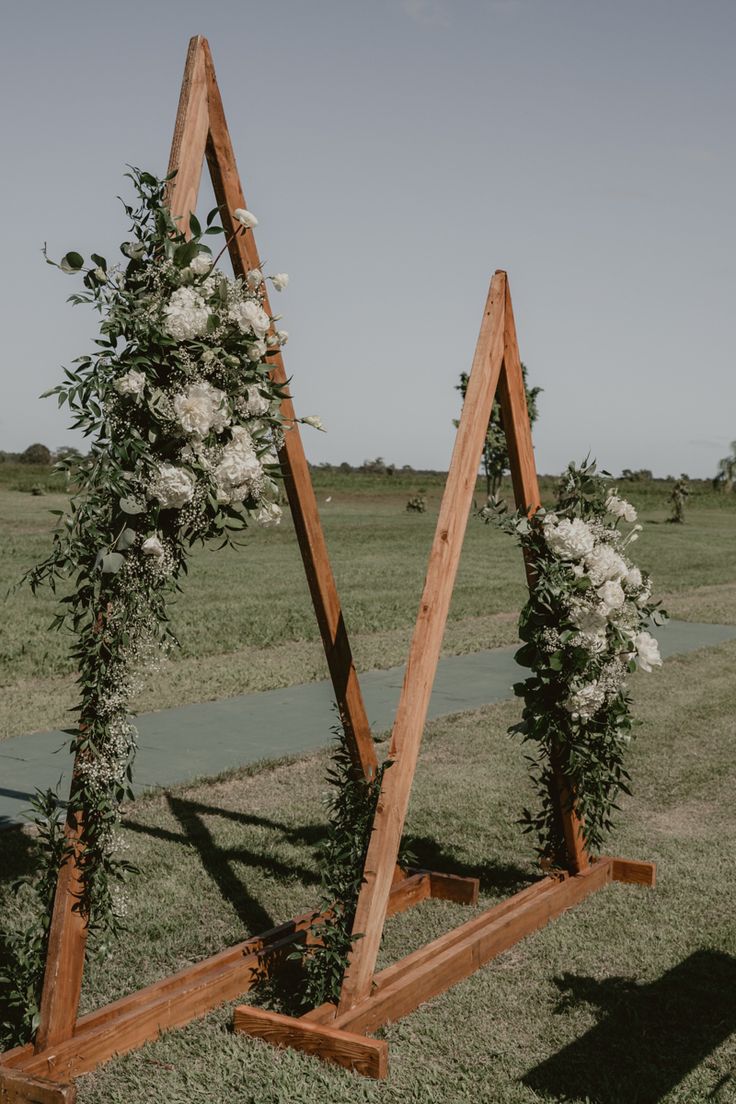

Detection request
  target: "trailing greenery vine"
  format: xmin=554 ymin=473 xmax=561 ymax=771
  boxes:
xmin=2 ymin=168 xmax=307 ymax=1044
xmin=488 ymin=459 xmax=666 ymax=864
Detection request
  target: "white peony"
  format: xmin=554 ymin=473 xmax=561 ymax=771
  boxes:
xmin=148 ymin=464 xmax=195 ymax=509
xmin=255 ymin=501 xmax=282 ymax=527
xmin=598 ymin=579 xmax=626 ymax=615
xmin=214 ymin=426 xmax=263 ymax=504
xmin=189 ymin=253 xmax=213 ymax=276
xmin=229 ymin=299 xmax=270 ymax=338
xmin=233 ymin=208 xmax=258 ymax=229
xmin=113 ymin=370 xmax=146 ymax=397
xmin=246 ymin=269 xmax=263 ymax=288
xmin=634 ymin=631 xmax=662 ymax=672
xmin=246 ymin=340 xmax=267 ymax=362
xmin=174 ymin=381 xmax=229 ymax=437
xmin=243 ymin=385 xmax=270 ymax=416
xmin=543 ymin=516 xmax=595 ymax=560
xmin=564 ymin=681 xmax=606 ymax=719
xmin=625 ymin=565 xmax=643 ymax=590
xmin=141 ymin=535 xmax=165 ymax=559
xmin=584 ymin=542 xmax=628 ymax=585
xmin=271 ymin=273 xmax=289 ymax=291
xmin=163 ymin=286 xmax=210 ymax=341
xmin=606 ymin=494 xmax=638 ymax=523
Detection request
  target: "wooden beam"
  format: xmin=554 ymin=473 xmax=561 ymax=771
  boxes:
xmin=426 ymin=870 xmax=480 ymax=906
xmin=0 ymin=1069 xmax=75 ymax=1104
xmin=199 ymin=37 xmax=378 ymax=781
xmin=496 ymin=275 xmax=589 ymax=875
xmin=233 ymin=1006 xmax=388 ymax=1078
xmin=165 ymin=34 xmax=209 ymax=235
xmin=334 ymin=859 xmax=614 ymax=1036
xmin=337 ymin=273 xmax=508 ymax=1012
xmin=612 ymin=857 xmax=656 ymax=887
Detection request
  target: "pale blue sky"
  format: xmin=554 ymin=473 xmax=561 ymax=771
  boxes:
xmin=1 ymin=0 xmax=734 ymax=477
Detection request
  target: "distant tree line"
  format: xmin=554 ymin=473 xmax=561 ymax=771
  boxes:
xmin=0 ymin=444 xmax=83 ymax=465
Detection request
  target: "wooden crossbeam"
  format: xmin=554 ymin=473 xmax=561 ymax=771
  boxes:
xmin=233 ymin=1007 xmax=388 ymax=1078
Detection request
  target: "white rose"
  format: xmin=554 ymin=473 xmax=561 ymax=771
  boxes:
xmin=113 ymin=370 xmax=146 ymax=397
xmin=246 ymin=269 xmax=263 ymax=288
xmin=148 ymin=464 xmax=195 ymax=510
xmin=213 ymin=426 xmax=264 ymax=504
xmin=246 ymin=340 xmax=267 ymax=362
xmin=233 ymin=208 xmax=258 ymax=229
xmin=141 ymin=535 xmax=165 ymax=559
xmin=255 ymin=501 xmax=282 ymax=527
xmin=543 ymin=517 xmax=595 ymax=560
xmin=243 ymin=385 xmax=270 ymax=416
xmin=635 ymin=631 xmax=662 ymax=672
xmin=189 ymin=253 xmax=213 ymax=276
xmin=271 ymin=273 xmax=289 ymax=291
xmin=301 ymin=415 xmax=325 ymax=432
xmin=276 ymin=329 xmax=289 ymax=345
xmin=606 ymin=493 xmax=637 ymax=523
xmin=598 ymin=579 xmax=626 ymax=615
xmin=229 ymin=299 xmax=270 ymax=337
xmin=173 ymin=381 xmax=230 ymax=437
xmin=584 ymin=542 xmax=628 ymax=585
xmin=163 ymin=286 xmax=210 ymax=342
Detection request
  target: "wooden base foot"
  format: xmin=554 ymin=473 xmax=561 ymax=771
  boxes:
xmin=233 ymin=1006 xmax=388 ymax=1078
xmin=0 ymin=1068 xmax=75 ymax=1104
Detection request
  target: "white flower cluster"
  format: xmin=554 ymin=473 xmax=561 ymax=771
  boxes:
xmin=163 ymin=285 xmax=210 ymax=341
xmin=540 ymin=494 xmax=661 ymax=722
xmin=173 ymin=380 xmax=230 ymax=437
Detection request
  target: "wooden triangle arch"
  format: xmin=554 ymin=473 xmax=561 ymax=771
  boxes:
xmin=0 ymin=37 xmax=654 ymax=1100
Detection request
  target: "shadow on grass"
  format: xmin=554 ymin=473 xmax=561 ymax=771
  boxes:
xmin=403 ymin=833 xmax=533 ymax=895
xmin=0 ymin=824 xmax=37 ymax=884
xmin=124 ymin=796 xmax=325 ymax=936
xmin=523 ymin=949 xmax=736 ymax=1103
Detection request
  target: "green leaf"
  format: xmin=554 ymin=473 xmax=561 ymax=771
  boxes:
xmin=115 ymin=528 xmax=137 ymax=551
xmin=60 ymin=252 xmax=84 ymax=273
xmin=119 ymin=497 xmax=144 ymax=515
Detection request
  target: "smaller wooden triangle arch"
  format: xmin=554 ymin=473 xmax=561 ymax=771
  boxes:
xmin=337 ymin=271 xmax=589 ymax=1012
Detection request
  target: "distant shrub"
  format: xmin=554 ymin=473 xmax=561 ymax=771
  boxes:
xmin=406 ymin=494 xmax=426 ymax=513
xmin=20 ymin=443 xmax=51 ymax=465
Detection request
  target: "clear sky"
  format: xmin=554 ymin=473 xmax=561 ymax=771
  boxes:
xmin=1 ymin=0 xmax=734 ymax=477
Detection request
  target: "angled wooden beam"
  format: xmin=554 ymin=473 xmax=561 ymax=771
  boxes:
xmin=337 ymin=272 xmax=508 ymax=1013
xmin=165 ymin=34 xmax=209 ymax=234
xmin=496 ymin=276 xmax=589 ymax=874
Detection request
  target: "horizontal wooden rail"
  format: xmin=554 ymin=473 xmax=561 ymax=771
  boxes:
xmin=233 ymin=1006 xmax=388 ymax=1078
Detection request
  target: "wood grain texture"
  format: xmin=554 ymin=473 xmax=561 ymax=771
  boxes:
xmin=34 ymin=810 xmax=88 ymax=1051
xmin=233 ymin=1006 xmax=388 ymax=1078
xmin=497 ymin=275 xmax=589 ymax=875
xmin=338 ymin=273 xmax=508 ymax=1012
xmin=0 ymin=1068 xmax=76 ymax=1104
xmin=427 ymin=870 xmax=480 ymax=905
xmin=199 ymin=38 xmax=377 ymax=780
xmin=334 ymin=860 xmax=614 ymax=1036
xmin=612 ymin=857 xmax=657 ymax=887
xmin=165 ymin=35 xmax=209 ymax=237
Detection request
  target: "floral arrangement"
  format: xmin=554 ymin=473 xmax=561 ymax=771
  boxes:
xmin=489 ymin=460 xmax=666 ymax=863
xmin=7 ymin=169 xmax=316 ymax=1038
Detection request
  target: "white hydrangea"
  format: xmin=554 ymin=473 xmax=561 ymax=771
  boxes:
xmin=214 ymin=426 xmax=264 ymax=504
xmin=564 ymin=681 xmax=606 ymax=719
xmin=584 ymin=542 xmax=628 ymax=585
xmin=606 ymin=493 xmax=637 ymax=523
xmin=163 ymin=287 xmax=210 ymax=341
xmin=113 ymin=370 xmax=146 ymax=397
xmin=189 ymin=253 xmax=213 ymax=276
xmin=173 ymin=381 xmax=230 ymax=437
xmin=634 ymin=631 xmax=662 ymax=672
xmin=229 ymin=299 xmax=270 ymax=338
xmin=543 ymin=516 xmax=595 ymax=560
xmin=148 ymin=464 xmax=195 ymax=509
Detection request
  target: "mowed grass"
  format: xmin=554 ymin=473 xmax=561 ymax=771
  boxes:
xmin=1 ymin=468 xmax=734 ymax=738
xmin=1 ymin=641 xmax=734 ymax=1102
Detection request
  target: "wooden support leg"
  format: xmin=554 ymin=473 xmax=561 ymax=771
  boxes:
xmin=233 ymin=1007 xmax=388 ymax=1079
xmin=0 ymin=1068 xmax=75 ymax=1104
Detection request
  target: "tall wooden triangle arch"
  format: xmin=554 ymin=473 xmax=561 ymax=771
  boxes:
xmin=0 ymin=36 xmax=654 ymax=1101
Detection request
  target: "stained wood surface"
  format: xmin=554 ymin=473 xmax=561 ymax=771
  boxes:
xmin=337 ymin=273 xmax=508 ymax=1012
xmin=0 ymin=1068 xmax=76 ymax=1104
xmin=334 ymin=860 xmax=615 ymax=1036
xmin=612 ymin=857 xmax=657 ymax=886
xmin=34 ymin=811 xmax=88 ymax=1051
xmin=233 ymin=1006 xmax=388 ymax=1078
xmin=165 ymin=35 xmax=209 ymax=235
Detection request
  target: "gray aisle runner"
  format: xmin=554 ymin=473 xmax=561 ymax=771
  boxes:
xmin=1 ymin=619 xmax=735 ymax=828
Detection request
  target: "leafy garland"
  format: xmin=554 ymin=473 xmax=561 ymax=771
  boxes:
xmin=489 ymin=460 xmax=666 ymax=862
xmin=4 ymin=169 xmax=313 ymax=1041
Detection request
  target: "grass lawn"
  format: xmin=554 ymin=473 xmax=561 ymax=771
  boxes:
xmin=2 ymin=639 xmax=734 ymax=1102
xmin=1 ymin=467 xmax=735 ymax=739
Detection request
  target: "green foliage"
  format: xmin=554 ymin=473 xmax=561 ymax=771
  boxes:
xmin=406 ymin=493 xmax=426 ymax=513
xmin=20 ymin=443 xmax=52 ymax=465
xmin=489 ymin=459 xmax=666 ymax=863
xmin=456 ymin=363 xmax=542 ymax=499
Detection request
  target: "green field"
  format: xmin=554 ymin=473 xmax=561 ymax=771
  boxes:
xmin=1 ymin=466 xmax=735 ymax=739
